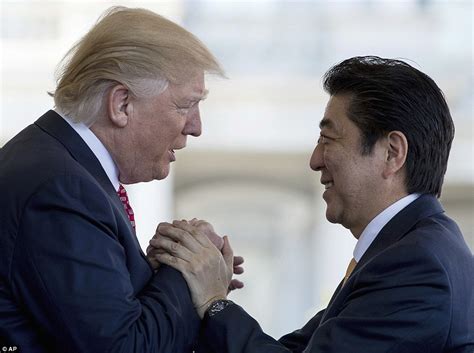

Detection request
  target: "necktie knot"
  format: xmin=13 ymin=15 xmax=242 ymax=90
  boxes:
xmin=117 ymin=184 xmax=136 ymax=231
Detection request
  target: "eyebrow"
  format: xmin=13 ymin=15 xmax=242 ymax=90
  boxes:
xmin=319 ymin=117 xmax=334 ymax=130
xmin=186 ymin=89 xmax=209 ymax=103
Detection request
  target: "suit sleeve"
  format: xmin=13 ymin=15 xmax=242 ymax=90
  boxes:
xmin=10 ymin=175 xmax=200 ymax=353
xmin=195 ymin=306 xmax=324 ymax=353
xmin=197 ymin=242 xmax=452 ymax=353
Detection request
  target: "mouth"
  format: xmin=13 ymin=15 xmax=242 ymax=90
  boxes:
xmin=168 ymin=149 xmax=176 ymax=162
xmin=321 ymin=180 xmax=334 ymax=190
xmin=168 ymin=145 xmax=186 ymax=162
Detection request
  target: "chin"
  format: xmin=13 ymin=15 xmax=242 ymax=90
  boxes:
xmin=154 ymin=173 xmax=169 ymax=181
xmin=326 ymin=212 xmax=339 ymax=224
xmin=120 ymin=170 xmax=159 ymax=184
xmin=154 ymin=165 xmax=170 ymax=181
xmin=325 ymin=205 xmax=341 ymax=225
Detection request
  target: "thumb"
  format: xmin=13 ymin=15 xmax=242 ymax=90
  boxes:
xmin=222 ymin=236 xmax=234 ymax=269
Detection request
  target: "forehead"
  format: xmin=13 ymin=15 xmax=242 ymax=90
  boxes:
xmin=170 ymin=72 xmax=207 ymax=100
xmin=320 ymin=94 xmax=353 ymax=134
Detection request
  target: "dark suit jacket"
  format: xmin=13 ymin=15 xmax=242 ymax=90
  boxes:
xmin=0 ymin=111 xmax=200 ymax=352
xmin=197 ymin=194 xmax=474 ymax=353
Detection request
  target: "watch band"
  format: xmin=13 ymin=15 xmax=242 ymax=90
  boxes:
xmin=206 ymin=299 xmax=234 ymax=317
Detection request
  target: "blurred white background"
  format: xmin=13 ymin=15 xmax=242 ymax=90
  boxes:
xmin=1 ymin=0 xmax=473 ymax=339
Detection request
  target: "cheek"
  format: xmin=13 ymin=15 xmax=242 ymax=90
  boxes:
xmin=322 ymin=147 xmax=338 ymax=171
xmin=164 ymin=117 xmax=185 ymax=138
xmin=156 ymin=125 xmax=182 ymax=147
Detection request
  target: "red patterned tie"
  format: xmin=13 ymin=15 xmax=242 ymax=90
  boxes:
xmin=117 ymin=184 xmax=136 ymax=231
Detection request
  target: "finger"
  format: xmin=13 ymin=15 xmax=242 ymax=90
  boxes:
xmin=155 ymin=222 xmax=172 ymax=235
xmin=227 ymin=282 xmax=235 ymax=293
xmin=152 ymin=249 xmax=167 ymax=257
xmin=193 ymin=219 xmax=208 ymax=227
xmin=230 ymin=279 xmax=244 ymax=289
xmin=233 ymin=266 xmax=244 ymax=275
xmin=228 ymin=279 xmax=244 ymax=293
xmin=146 ymin=244 xmax=153 ymax=254
xmin=147 ymin=257 xmax=160 ymax=270
xmin=150 ymin=237 xmax=194 ymax=262
xmin=233 ymin=256 xmax=244 ymax=266
xmin=172 ymin=220 xmax=213 ymax=248
xmin=148 ymin=247 xmax=166 ymax=257
xmin=157 ymin=224 xmax=201 ymax=252
xmin=222 ymin=236 xmax=234 ymax=269
xmin=147 ymin=242 xmax=168 ymax=255
xmin=155 ymin=252 xmax=187 ymax=273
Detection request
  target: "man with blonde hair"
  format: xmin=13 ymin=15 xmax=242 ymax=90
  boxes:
xmin=0 ymin=6 xmax=240 ymax=352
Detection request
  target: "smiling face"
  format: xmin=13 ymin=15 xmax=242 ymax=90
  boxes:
xmin=310 ymin=94 xmax=390 ymax=237
xmin=95 ymin=72 xmax=208 ymax=184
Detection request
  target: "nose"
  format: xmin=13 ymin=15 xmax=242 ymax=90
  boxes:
xmin=309 ymin=142 xmax=325 ymax=171
xmin=182 ymin=108 xmax=202 ymax=137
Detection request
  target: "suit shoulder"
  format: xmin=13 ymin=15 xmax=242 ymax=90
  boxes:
xmin=0 ymin=123 xmax=92 ymax=194
xmin=403 ymin=213 xmax=472 ymax=260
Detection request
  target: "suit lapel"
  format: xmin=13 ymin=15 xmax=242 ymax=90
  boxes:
xmin=319 ymin=280 xmax=344 ymax=323
xmin=356 ymin=194 xmax=444 ymax=271
xmin=34 ymin=110 xmax=135 ymax=235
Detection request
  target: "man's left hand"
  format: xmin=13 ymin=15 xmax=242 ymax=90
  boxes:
xmin=146 ymin=219 xmax=245 ymax=292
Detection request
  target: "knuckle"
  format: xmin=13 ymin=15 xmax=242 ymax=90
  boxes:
xmin=170 ymin=242 xmax=179 ymax=252
xmin=170 ymin=230 xmax=183 ymax=243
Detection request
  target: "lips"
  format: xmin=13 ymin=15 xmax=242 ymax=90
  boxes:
xmin=169 ymin=143 xmax=186 ymax=162
xmin=169 ymin=149 xmax=176 ymax=162
xmin=321 ymin=180 xmax=334 ymax=190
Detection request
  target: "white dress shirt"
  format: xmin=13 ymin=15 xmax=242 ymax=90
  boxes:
xmin=55 ymin=110 xmax=120 ymax=191
xmin=353 ymin=193 xmax=421 ymax=262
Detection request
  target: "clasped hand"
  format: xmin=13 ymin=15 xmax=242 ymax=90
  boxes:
xmin=146 ymin=219 xmax=244 ymax=318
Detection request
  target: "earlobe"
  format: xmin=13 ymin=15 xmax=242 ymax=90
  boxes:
xmin=107 ymin=85 xmax=131 ymax=128
xmin=383 ymin=131 xmax=408 ymax=178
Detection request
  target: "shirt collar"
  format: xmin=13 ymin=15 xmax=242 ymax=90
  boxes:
xmin=353 ymin=193 xmax=421 ymax=262
xmin=55 ymin=110 xmax=120 ymax=191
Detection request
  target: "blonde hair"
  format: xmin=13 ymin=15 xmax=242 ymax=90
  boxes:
xmin=50 ymin=6 xmax=224 ymax=125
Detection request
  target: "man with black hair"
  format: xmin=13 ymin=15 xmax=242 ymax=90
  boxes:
xmin=151 ymin=56 xmax=474 ymax=353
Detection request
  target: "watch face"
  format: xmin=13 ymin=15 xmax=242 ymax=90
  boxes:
xmin=208 ymin=299 xmax=233 ymax=317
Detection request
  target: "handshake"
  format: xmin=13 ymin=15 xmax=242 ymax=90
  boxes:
xmin=146 ymin=219 xmax=244 ymax=318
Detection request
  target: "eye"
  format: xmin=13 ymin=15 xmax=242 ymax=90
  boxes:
xmin=176 ymin=101 xmax=199 ymax=115
xmin=177 ymin=107 xmax=190 ymax=115
xmin=318 ymin=134 xmax=332 ymax=144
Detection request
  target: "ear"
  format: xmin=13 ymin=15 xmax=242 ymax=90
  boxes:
xmin=383 ymin=131 xmax=408 ymax=179
xmin=107 ymin=84 xmax=131 ymax=128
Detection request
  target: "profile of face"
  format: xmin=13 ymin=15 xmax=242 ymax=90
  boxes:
xmin=310 ymin=94 xmax=389 ymax=237
xmin=106 ymin=72 xmax=207 ymax=184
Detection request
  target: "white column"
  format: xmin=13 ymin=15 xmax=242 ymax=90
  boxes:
xmin=127 ymin=173 xmax=174 ymax=252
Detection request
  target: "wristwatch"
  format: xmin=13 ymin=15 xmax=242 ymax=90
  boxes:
xmin=206 ymin=299 xmax=234 ymax=317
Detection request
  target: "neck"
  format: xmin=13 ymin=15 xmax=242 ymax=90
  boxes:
xmin=350 ymin=191 xmax=409 ymax=238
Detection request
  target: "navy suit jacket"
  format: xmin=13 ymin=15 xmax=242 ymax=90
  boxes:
xmin=197 ymin=195 xmax=474 ymax=352
xmin=0 ymin=111 xmax=200 ymax=352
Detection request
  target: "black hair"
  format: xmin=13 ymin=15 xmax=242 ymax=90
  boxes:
xmin=323 ymin=56 xmax=454 ymax=197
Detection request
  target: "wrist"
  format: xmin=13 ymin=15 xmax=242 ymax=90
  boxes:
xmin=196 ymin=295 xmax=227 ymax=319
xmin=204 ymin=299 xmax=234 ymax=319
